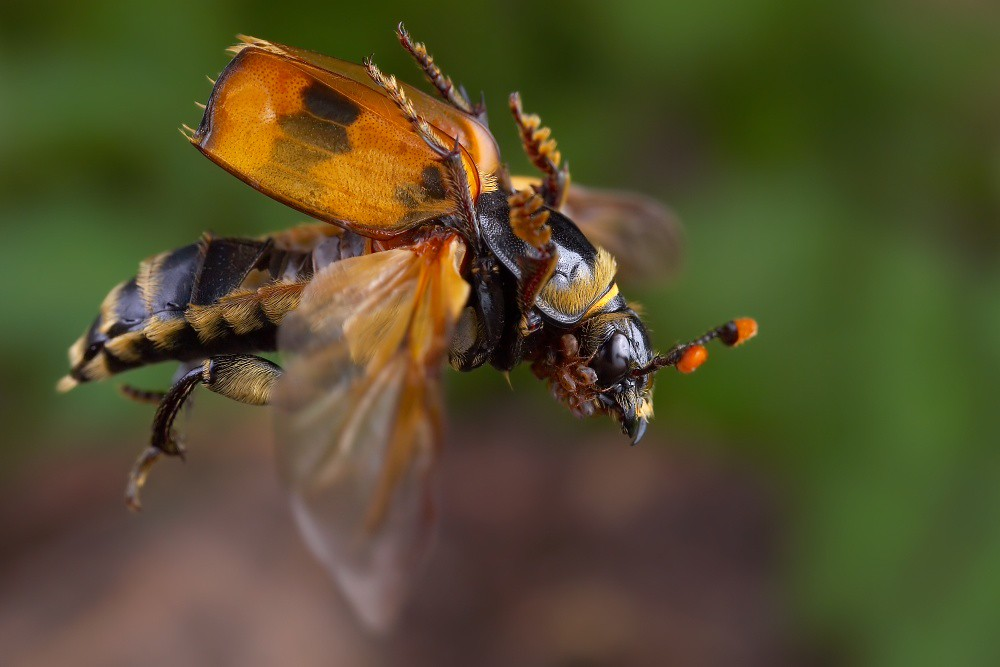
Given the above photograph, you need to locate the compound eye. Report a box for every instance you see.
[591,333,631,387]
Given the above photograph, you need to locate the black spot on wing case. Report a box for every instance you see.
[273,82,362,161]
[276,114,351,157]
[301,81,361,125]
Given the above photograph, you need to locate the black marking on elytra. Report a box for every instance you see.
[394,186,420,209]
[420,166,447,200]
[278,114,351,156]
[398,209,431,226]
[302,82,360,125]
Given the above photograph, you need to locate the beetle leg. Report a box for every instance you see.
[148,366,203,459]
[509,189,551,249]
[365,57,480,244]
[118,359,201,406]
[442,137,481,245]
[509,92,570,209]
[125,354,283,511]
[508,189,558,320]
[200,354,283,406]
[396,23,487,122]
[118,384,167,405]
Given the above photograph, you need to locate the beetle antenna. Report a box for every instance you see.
[633,318,758,377]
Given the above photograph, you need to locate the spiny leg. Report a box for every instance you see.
[365,56,480,244]
[116,361,204,407]
[395,22,485,122]
[509,92,570,209]
[633,318,759,377]
[125,354,283,511]
[118,384,167,406]
[124,366,202,511]
[508,189,557,334]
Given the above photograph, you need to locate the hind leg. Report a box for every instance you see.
[125,354,282,510]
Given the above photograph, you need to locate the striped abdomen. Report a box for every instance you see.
[63,224,365,387]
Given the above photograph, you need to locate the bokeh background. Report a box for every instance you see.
[2,1,998,665]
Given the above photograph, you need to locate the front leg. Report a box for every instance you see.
[508,189,558,333]
[125,354,283,510]
[510,92,571,209]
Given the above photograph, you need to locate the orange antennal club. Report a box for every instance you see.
[676,345,708,374]
[633,318,758,377]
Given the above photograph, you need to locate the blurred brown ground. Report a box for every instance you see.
[0,408,786,667]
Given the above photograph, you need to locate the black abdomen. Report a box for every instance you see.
[65,225,361,385]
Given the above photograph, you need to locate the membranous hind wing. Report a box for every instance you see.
[192,39,496,238]
[274,234,469,630]
[512,176,682,281]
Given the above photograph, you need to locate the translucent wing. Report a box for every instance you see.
[273,234,469,631]
[192,42,494,238]
[512,176,683,281]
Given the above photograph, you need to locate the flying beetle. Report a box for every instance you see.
[59,26,757,629]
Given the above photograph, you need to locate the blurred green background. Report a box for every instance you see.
[2,1,999,665]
